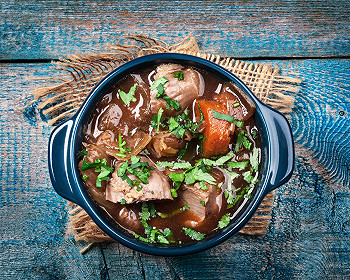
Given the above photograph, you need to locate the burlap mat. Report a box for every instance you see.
[30,35,301,252]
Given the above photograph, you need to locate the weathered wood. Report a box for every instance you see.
[1,0,350,60]
[0,59,349,279]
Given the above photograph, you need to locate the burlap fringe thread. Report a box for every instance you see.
[32,35,301,252]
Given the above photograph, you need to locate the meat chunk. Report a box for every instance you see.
[179,182,219,226]
[215,83,256,121]
[147,131,187,158]
[116,206,142,233]
[150,64,202,115]
[106,156,173,204]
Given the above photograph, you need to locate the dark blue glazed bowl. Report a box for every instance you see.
[49,53,294,256]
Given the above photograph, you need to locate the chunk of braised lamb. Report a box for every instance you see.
[106,156,173,204]
[215,83,256,121]
[147,131,187,158]
[150,64,202,115]
[180,182,219,227]
[116,206,143,233]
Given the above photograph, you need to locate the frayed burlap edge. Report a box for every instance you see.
[30,35,301,253]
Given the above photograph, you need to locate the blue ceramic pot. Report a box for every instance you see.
[48,53,294,256]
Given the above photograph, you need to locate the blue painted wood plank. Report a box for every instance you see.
[1,0,350,60]
[0,64,106,280]
[0,59,349,279]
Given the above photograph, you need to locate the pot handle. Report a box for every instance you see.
[262,106,294,193]
[48,119,79,204]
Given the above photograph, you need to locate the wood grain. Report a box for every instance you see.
[1,59,349,279]
[1,0,350,60]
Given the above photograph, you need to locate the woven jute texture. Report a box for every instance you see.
[31,35,301,250]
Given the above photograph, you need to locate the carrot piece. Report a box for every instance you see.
[195,100,232,158]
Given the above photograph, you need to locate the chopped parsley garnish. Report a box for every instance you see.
[200,181,208,190]
[117,156,154,188]
[242,171,258,184]
[168,107,203,138]
[234,120,244,128]
[120,199,126,205]
[251,128,258,139]
[96,164,114,188]
[169,117,187,138]
[225,170,239,205]
[173,71,184,80]
[227,161,249,170]
[233,102,240,108]
[80,155,114,188]
[212,109,244,127]
[170,188,178,198]
[116,133,131,157]
[250,147,259,172]
[150,77,168,91]
[218,214,230,229]
[184,166,216,185]
[163,228,173,238]
[82,174,88,180]
[77,149,88,157]
[200,200,206,207]
[178,142,189,160]
[234,130,251,153]
[151,76,181,111]
[182,227,205,241]
[168,172,185,182]
[119,84,137,105]
[212,109,235,123]
[154,108,164,133]
[215,153,235,166]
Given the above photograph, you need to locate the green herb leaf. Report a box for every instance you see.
[227,161,249,170]
[200,200,206,207]
[117,162,128,177]
[215,153,235,166]
[78,149,88,157]
[233,102,240,108]
[177,142,189,160]
[173,162,192,169]
[218,214,230,229]
[212,109,235,123]
[234,130,251,153]
[157,234,170,244]
[120,199,126,205]
[234,120,244,128]
[184,167,216,185]
[162,95,181,111]
[130,155,140,165]
[134,233,149,243]
[168,173,185,182]
[250,147,259,172]
[182,227,205,241]
[149,201,156,217]
[170,189,178,198]
[173,71,184,80]
[183,205,190,210]
[150,77,168,90]
[82,174,88,180]
[163,228,173,238]
[156,161,175,168]
[169,117,186,138]
[141,202,150,221]
[156,108,164,133]
[119,84,137,105]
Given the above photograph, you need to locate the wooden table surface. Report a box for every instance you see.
[1,1,349,279]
